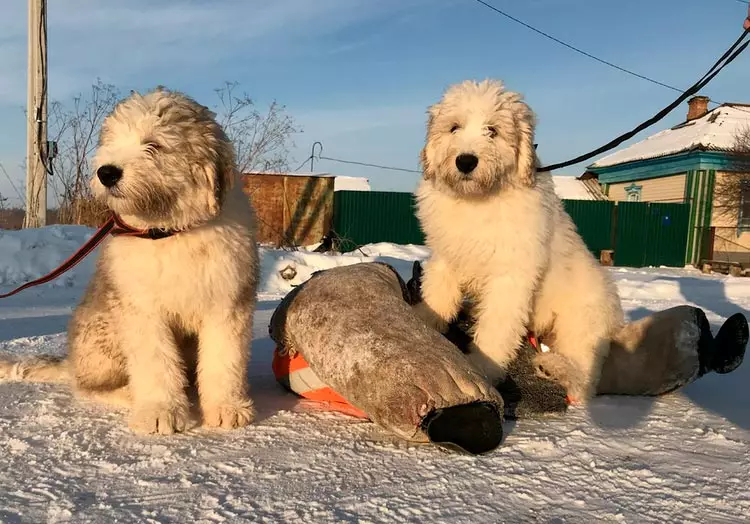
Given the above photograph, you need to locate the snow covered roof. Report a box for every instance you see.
[331,175,371,192]
[552,175,605,200]
[244,171,371,191]
[589,104,750,169]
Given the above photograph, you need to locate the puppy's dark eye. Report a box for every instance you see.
[487,126,498,138]
[450,124,460,134]
[143,141,161,154]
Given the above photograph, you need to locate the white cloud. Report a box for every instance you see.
[0,0,429,105]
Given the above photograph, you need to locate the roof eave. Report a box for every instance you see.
[591,150,740,183]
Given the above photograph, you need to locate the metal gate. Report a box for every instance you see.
[614,202,690,267]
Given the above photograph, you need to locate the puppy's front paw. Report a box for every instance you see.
[413,301,449,333]
[129,403,189,435]
[465,343,508,386]
[202,398,256,429]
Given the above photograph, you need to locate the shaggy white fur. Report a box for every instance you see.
[414,79,624,401]
[0,88,260,435]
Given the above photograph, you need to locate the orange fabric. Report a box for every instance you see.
[272,347,369,419]
[272,348,311,375]
[272,334,573,415]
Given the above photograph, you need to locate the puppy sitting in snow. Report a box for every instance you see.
[414,79,624,401]
[0,88,260,435]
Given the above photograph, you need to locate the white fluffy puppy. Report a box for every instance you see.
[414,79,624,401]
[0,88,260,434]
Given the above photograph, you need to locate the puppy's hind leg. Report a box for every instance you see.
[550,335,610,402]
[0,356,69,383]
[68,293,127,382]
[544,311,614,402]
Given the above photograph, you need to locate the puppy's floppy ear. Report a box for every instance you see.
[513,100,538,188]
[420,111,438,181]
[199,129,237,215]
[420,147,435,181]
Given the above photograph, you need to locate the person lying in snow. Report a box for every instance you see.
[269,261,748,455]
[405,261,748,400]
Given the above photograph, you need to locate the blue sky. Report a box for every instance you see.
[1,0,749,207]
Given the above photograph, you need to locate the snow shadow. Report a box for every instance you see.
[673,274,747,320]
[246,298,310,423]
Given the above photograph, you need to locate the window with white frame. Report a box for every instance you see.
[624,183,642,202]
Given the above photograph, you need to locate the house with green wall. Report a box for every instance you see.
[581,96,750,266]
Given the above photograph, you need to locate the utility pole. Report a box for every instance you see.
[23,0,47,228]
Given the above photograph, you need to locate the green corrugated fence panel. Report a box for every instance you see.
[333,191,689,267]
[562,200,615,257]
[614,202,690,267]
[332,191,425,252]
[334,191,619,257]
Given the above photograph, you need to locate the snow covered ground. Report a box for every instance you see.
[0,225,748,523]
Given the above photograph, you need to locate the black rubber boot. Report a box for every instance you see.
[712,312,748,374]
[422,401,504,455]
[696,307,717,377]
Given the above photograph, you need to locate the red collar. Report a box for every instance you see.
[110,214,180,240]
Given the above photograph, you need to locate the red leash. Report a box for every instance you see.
[0,214,178,299]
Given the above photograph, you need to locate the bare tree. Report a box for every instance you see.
[713,125,750,225]
[48,78,119,225]
[47,79,298,226]
[214,81,300,174]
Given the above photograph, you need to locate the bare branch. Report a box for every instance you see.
[48,78,119,225]
[712,125,750,221]
[46,79,299,227]
[213,81,300,174]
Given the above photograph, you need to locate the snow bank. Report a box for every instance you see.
[259,243,429,296]
[0,225,99,290]
[2,225,749,307]
[0,226,430,297]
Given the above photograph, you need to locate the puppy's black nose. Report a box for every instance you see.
[97,165,123,188]
[455,154,479,175]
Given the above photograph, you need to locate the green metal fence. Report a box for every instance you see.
[332,191,425,252]
[562,200,615,258]
[613,202,691,268]
[332,191,690,267]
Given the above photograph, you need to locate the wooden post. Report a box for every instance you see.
[23,0,48,228]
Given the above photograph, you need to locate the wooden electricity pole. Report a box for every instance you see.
[23,0,47,228]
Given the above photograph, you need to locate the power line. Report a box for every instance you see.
[301,141,422,174]
[293,156,312,172]
[539,28,750,171]
[469,0,689,93]
[317,155,421,174]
